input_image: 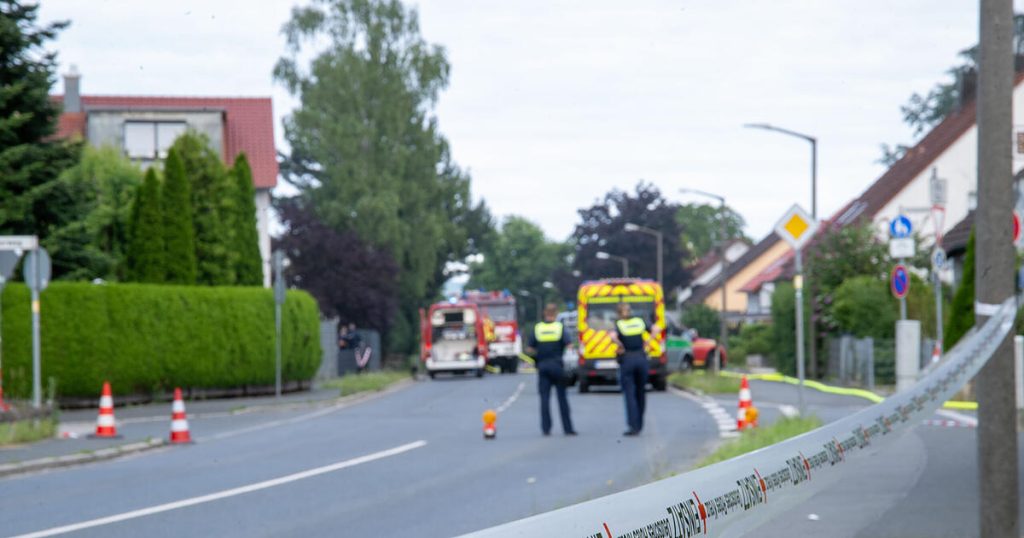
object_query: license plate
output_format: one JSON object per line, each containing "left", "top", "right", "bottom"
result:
{"left": 595, "top": 360, "right": 618, "bottom": 370}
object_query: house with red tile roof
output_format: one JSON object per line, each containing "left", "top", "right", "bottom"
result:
{"left": 51, "top": 68, "right": 278, "bottom": 286}
{"left": 683, "top": 72, "right": 1024, "bottom": 322}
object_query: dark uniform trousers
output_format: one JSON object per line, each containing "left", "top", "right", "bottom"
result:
{"left": 619, "top": 350, "right": 648, "bottom": 432}
{"left": 538, "top": 360, "right": 574, "bottom": 434}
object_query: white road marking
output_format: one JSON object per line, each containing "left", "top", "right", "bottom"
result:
{"left": 496, "top": 382, "right": 526, "bottom": 413}
{"left": 670, "top": 387, "right": 737, "bottom": 438}
{"left": 935, "top": 408, "right": 978, "bottom": 427}
{"left": 777, "top": 404, "right": 799, "bottom": 418}
{"left": 10, "top": 440, "right": 428, "bottom": 538}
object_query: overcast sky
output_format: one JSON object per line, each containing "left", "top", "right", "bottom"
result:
{"left": 39, "top": 1, "right": 1019, "bottom": 242}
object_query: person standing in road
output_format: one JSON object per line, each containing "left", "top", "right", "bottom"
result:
{"left": 610, "top": 302, "right": 661, "bottom": 436}
{"left": 526, "top": 303, "right": 577, "bottom": 436}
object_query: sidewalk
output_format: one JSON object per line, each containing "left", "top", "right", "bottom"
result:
{"left": 0, "top": 385, "right": 352, "bottom": 475}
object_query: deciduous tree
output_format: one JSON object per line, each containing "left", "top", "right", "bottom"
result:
{"left": 275, "top": 0, "right": 482, "bottom": 351}
{"left": 276, "top": 197, "right": 398, "bottom": 332}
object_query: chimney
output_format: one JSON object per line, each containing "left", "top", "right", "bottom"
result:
{"left": 63, "top": 64, "right": 81, "bottom": 113}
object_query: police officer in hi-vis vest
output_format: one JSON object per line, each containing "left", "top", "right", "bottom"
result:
{"left": 526, "top": 303, "right": 577, "bottom": 436}
{"left": 610, "top": 302, "right": 661, "bottom": 436}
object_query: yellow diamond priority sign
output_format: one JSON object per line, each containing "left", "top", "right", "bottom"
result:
{"left": 774, "top": 204, "right": 818, "bottom": 249}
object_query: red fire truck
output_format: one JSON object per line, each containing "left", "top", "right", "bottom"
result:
{"left": 419, "top": 300, "right": 489, "bottom": 379}
{"left": 463, "top": 290, "right": 522, "bottom": 374}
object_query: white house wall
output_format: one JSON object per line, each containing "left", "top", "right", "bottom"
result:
{"left": 874, "top": 83, "right": 1024, "bottom": 247}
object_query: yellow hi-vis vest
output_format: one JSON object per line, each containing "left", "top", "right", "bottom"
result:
{"left": 615, "top": 317, "right": 646, "bottom": 337}
{"left": 534, "top": 322, "right": 564, "bottom": 342}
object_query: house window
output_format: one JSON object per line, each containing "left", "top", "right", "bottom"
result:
{"left": 123, "top": 121, "right": 187, "bottom": 160}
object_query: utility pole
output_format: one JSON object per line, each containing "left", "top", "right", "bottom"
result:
{"left": 717, "top": 200, "right": 728, "bottom": 374}
{"left": 976, "top": 0, "right": 1019, "bottom": 535}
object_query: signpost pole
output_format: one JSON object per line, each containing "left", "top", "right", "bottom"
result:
{"left": 0, "top": 276, "right": 6, "bottom": 412}
{"left": 934, "top": 268, "right": 944, "bottom": 356}
{"left": 794, "top": 250, "right": 805, "bottom": 415}
{"left": 772, "top": 204, "right": 816, "bottom": 416}
{"left": 31, "top": 253, "right": 41, "bottom": 408}
{"left": 273, "top": 250, "right": 285, "bottom": 399}
{"left": 899, "top": 258, "right": 907, "bottom": 320}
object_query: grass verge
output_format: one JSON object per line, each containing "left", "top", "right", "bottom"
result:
{"left": 669, "top": 370, "right": 742, "bottom": 394}
{"left": 321, "top": 370, "right": 409, "bottom": 397}
{"left": 698, "top": 415, "right": 823, "bottom": 468}
{"left": 0, "top": 418, "right": 57, "bottom": 445}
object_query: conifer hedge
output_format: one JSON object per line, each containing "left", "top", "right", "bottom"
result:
{"left": 0, "top": 282, "right": 320, "bottom": 398}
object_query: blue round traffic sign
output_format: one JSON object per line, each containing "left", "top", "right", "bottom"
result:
{"left": 889, "top": 215, "right": 913, "bottom": 239}
{"left": 891, "top": 264, "right": 909, "bottom": 299}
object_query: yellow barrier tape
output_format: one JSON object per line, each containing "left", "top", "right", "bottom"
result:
{"left": 485, "top": 365, "right": 501, "bottom": 374}
{"left": 717, "top": 370, "right": 975, "bottom": 409}
{"left": 518, "top": 353, "right": 535, "bottom": 365}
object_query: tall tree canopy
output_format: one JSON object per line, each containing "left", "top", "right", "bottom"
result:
{"left": 468, "top": 216, "right": 570, "bottom": 322}
{"left": 52, "top": 145, "right": 142, "bottom": 281}
{"left": 276, "top": 197, "right": 399, "bottom": 332}
{"left": 161, "top": 148, "right": 197, "bottom": 285}
{"left": 880, "top": 14, "right": 1024, "bottom": 166}
{"left": 0, "top": 1, "right": 81, "bottom": 275}
{"left": 168, "top": 131, "right": 234, "bottom": 286}
{"left": 274, "top": 0, "right": 488, "bottom": 351}
{"left": 676, "top": 203, "right": 749, "bottom": 264}
{"left": 126, "top": 168, "right": 165, "bottom": 283}
{"left": 571, "top": 182, "right": 690, "bottom": 293}
{"left": 229, "top": 153, "right": 264, "bottom": 286}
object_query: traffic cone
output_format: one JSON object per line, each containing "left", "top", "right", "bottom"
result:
{"left": 88, "top": 381, "right": 121, "bottom": 439}
{"left": 0, "top": 372, "right": 10, "bottom": 412}
{"left": 737, "top": 375, "right": 753, "bottom": 430}
{"left": 931, "top": 342, "right": 942, "bottom": 364}
{"left": 482, "top": 409, "right": 497, "bottom": 440}
{"left": 169, "top": 388, "right": 193, "bottom": 444}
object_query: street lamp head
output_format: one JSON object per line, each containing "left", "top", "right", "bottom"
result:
{"left": 595, "top": 251, "right": 610, "bottom": 260}
{"left": 624, "top": 222, "right": 640, "bottom": 232}
{"left": 517, "top": 290, "right": 531, "bottom": 297}
{"left": 743, "top": 122, "right": 772, "bottom": 130}
{"left": 542, "top": 281, "right": 554, "bottom": 289}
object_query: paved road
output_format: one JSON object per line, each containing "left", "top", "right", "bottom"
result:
{"left": 728, "top": 380, "right": 1024, "bottom": 538}
{"left": 0, "top": 374, "right": 721, "bottom": 537}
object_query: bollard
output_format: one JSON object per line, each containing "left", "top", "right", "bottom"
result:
{"left": 479, "top": 409, "right": 495, "bottom": 438}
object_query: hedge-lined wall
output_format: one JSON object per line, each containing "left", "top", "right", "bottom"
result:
{"left": 0, "top": 283, "right": 320, "bottom": 398}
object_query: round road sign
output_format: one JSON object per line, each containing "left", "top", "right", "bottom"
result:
{"left": 931, "top": 249, "right": 947, "bottom": 270}
{"left": 891, "top": 264, "right": 910, "bottom": 299}
{"left": 889, "top": 215, "right": 913, "bottom": 239}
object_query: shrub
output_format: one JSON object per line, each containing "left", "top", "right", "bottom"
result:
{"left": 681, "top": 304, "right": 721, "bottom": 340}
{"left": 1, "top": 282, "right": 320, "bottom": 398}
{"left": 728, "top": 322, "right": 773, "bottom": 366}
{"left": 831, "top": 275, "right": 897, "bottom": 339}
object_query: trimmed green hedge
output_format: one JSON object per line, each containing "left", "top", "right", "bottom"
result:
{"left": 1, "top": 282, "right": 320, "bottom": 398}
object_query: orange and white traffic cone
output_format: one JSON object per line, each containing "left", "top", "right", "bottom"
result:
{"left": 169, "top": 387, "right": 193, "bottom": 444}
{"left": 737, "top": 375, "right": 753, "bottom": 430}
{"left": 88, "top": 381, "right": 120, "bottom": 438}
{"left": 482, "top": 409, "right": 497, "bottom": 440}
{"left": 931, "top": 342, "right": 942, "bottom": 364}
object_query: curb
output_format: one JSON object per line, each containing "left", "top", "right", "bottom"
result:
{"left": 718, "top": 370, "right": 978, "bottom": 410}
{"left": 2, "top": 377, "right": 418, "bottom": 479}
{"left": 0, "top": 438, "right": 166, "bottom": 479}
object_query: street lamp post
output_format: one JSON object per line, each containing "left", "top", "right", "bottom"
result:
{"left": 595, "top": 251, "right": 629, "bottom": 277}
{"left": 624, "top": 222, "right": 663, "bottom": 288}
{"left": 680, "top": 188, "right": 728, "bottom": 374}
{"left": 743, "top": 123, "right": 818, "bottom": 220}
